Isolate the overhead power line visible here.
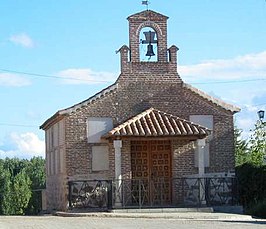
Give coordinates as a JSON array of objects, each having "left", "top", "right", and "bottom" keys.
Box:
[
  {"left": 191, "top": 78, "right": 266, "bottom": 85},
  {"left": 0, "top": 103, "right": 265, "bottom": 129},
  {"left": 0, "top": 68, "right": 112, "bottom": 83},
  {"left": 0, "top": 123, "right": 38, "bottom": 128},
  {"left": 0, "top": 68, "right": 266, "bottom": 85}
]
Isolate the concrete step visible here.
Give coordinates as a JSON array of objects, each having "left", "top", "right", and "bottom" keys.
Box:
[{"left": 112, "top": 207, "right": 213, "bottom": 213}]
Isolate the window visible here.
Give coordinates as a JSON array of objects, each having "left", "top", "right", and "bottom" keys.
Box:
[
  {"left": 46, "top": 151, "right": 50, "bottom": 176},
  {"left": 190, "top": 115, "right": 213, "bottom": 131},
  {"left": 190, "top": 115, "right": 213, "bottom": 167},
  {"left": 87, "top": 117, "right": 113, "bottom": 143},
  {"left": 59, "top": 149, "right": 64, "bottom": 173},
  {"left": 54, "top": 149, "right": 58, "bottom": 174},
  {"left": 51, "top": 126, "right": 54, "bottom": 148},
  {"left": 91, "top": 146, "right": 109, "bottom": 171}
]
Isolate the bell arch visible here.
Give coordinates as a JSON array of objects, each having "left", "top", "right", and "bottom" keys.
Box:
[
  {"left": 139, "top": 27, "right": 158, "bottom": 61},
  {"left": 136, "top": 21, "right": 163, "bottom": 37},
  {"left": 128, "top": 10, "right": 168, "bottom": 62}
]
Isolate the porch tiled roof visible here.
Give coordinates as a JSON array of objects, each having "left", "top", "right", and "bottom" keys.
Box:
[{"left": 104, "top": 108, "right": 211, "bottom": 139}]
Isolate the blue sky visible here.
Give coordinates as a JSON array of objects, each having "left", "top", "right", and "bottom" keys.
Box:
[{"left": 0, "top": 0, "right": 265, "bottom": 158}]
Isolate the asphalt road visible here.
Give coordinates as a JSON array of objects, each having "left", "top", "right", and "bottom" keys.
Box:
[{"left": 0, "top": 216, "right": 266, "bottom": 229}]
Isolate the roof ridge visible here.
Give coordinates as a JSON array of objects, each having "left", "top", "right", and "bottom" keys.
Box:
[
  {"left": 59, "top": 83, "right": 118, "bottom": 115},
  {"left": 40, "top": 83, "right": 118, "bottom": 130},
  {"left": 183, "top": 83, "right": 240, "bottom": 113},
  {"left": 105, "top": 107, "right": 211, "bottom": 138},
  {"left": 127, "top": 10, "right": 169, "bottom": 20}
]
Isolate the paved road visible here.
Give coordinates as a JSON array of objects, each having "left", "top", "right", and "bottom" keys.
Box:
[{"left": 0, "top": 216, "right": 265, "bottom": 229}]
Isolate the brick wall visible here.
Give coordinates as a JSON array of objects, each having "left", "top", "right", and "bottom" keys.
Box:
[
  {"left": 43, "top": 10, "right": 237, "bottom": 211},
  {"left": 45, "top": 72, "right": 235, "bottom": 211},
  {"left": 172, "top": 140, "right": 197, "bottom": 204},
  {"left": 63, "top": 78, "right": 235, "bottom": 179},
  {"left": 47, "top": 68, "right": 235, "bottom": 211},
  {"left": 128, "top": 10, "right": 168, "bottom": 62}
]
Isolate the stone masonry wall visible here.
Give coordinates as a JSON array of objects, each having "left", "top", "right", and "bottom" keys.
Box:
[{"left": 45, "top": 119, "right": 68, "bottom": 211}]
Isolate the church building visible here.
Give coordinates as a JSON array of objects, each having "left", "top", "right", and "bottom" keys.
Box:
[{"left": 40, "top": 9, "right": 240, "bottom": 211}]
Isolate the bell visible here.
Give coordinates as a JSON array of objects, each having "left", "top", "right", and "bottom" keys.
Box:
[{"left": 146, "top": 44, "right": 155, "bottom": 57}]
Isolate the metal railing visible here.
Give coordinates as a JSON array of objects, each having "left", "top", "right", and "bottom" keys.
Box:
[
  {"left": 68, "top": 180, "right": 112, "bottom": 210},
  {"left": 68, "top": 177, "right": 238, "bottom": 210}
]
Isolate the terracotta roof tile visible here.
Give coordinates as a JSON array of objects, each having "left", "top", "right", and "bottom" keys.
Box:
[{"left": 104, "top": 108, "right": 211, "bottom": 138}]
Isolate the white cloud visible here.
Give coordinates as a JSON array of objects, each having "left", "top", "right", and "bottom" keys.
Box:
[
  {"left": 9, "top": 33, "right": 34, "bottom": 48},
  {"left": 178, "top": 51, "right": 266, "bottom": 140},
  {"left": 57, "top": 68, "right": 117, "bottom": 85},
  {"left": 235, "top": 113, "right": 256, "bottom": 140},
  {"left": 0, "top": 73, "right": 31, "bottom": 87},
  {"left": 0, "top": 132, "right": 45, "bottom": 159},
  {"left": 236, "top": 117, "right": 254, "bottom": 131},
  {"left": 179, "top": 51, "right": 266, "bottom": 80},
  {"left": 235, "top": 98, "right": 266, "bottom": 140}
]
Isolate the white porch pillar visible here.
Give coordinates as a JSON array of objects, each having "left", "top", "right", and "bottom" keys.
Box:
[
  {"left": 114, "top": 139, "right": 122, "bottom": 206},
  {"left": 197, "top": 139, "right": 206, "bottom": 176},
  {"left": 197, "top": 138, "right": 206, "bottom": 205}
]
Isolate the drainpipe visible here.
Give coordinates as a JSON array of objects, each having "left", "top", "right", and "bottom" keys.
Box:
[{"left": 114, "top": 139, "right": 122, "bottom": 207}]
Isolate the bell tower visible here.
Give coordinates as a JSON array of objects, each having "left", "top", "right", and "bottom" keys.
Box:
[
  {"left": 127, "top": 10, "right": 169, "bottom": 62},
  {"left": 117, "top": 9, "right": 180, "bottom": 81}
]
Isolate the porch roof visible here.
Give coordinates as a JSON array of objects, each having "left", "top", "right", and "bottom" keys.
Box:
[{"left": 103, "top": 108, "right": 211, "bottom": 139}]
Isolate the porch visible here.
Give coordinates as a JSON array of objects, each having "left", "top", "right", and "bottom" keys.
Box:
[{"left": 104, "top": 108, "right": 214, "bottom": 209}]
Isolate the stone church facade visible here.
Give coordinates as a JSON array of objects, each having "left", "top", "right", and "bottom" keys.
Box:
[{"left": 40, "top": 10, "right": 240, "bottom": 211}]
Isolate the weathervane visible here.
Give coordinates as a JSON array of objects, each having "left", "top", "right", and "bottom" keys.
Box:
[{"left": 142, "top": 1, "right": 150, "bottom": 10}]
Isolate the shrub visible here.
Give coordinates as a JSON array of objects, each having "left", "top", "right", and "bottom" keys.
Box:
[{"left": 247, "top": 199, "right": 266, "bottom": 219}]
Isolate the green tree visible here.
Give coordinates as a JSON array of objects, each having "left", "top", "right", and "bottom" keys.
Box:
[
  {"left": 25, "top": 157, "right": 46, "bottom": 215},
  {"left": 3, "top": 158, "right": 29, "bottom": 178},
  {"left": 249, "top": 121, "right": 266, "bottom": 166},
  {"left": 0, "top": 157, "right": 45, "bottom": 215},
  {"left": 26, "top": 157, "right": 46, "bottom": 189},
  {"left": 234, "top": 127, "right": 249, "bottom": 166},
  {"left": 11, "top": 170, "right": 32, "bottom": 215},
  {"left": 236, "top": 120, "right": 266, "bottom": 218},
  {"left": 0, "top": 169, "right": 13, "bottom": 215},
  {"left": 0, "top": 162, "right": 6, "bottom": 214},
  {"left": 235, "top": 121, "right": 266, "bottom": 166}
]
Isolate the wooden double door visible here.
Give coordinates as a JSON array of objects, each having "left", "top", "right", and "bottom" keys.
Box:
[{"left": 131, "top": 140, "right": 172, "bottom": 206}]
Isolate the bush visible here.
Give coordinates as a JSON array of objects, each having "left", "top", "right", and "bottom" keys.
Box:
[
  {"left": 247, "top": 199, "right": 266, "bottom": 219},
  {"left": 236, "top": 163, "right": 266, "bottom": 207},
  {"left": 236, "top": 163, "right": 266, "bottom": 219}
]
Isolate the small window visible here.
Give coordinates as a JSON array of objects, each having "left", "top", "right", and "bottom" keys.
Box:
[
  {"left": 189, "top": 115, "right": 213, "bottom": 130},
  {"left": 51, "top": 126, "right": 54, "bottom": 148},
  {"left": 87, "top": 117, "right": 113, "bottom": 143},
  {"left": 190, "top": 115, "right": 213, "bottom": 167},
  {"left": 92, "top": 146, "right": 109, "bottom": 171}
]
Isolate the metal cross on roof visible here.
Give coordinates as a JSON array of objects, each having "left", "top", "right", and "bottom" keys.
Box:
[{"left": 142, "top": 31, "right": 157, "bottom": 44}]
